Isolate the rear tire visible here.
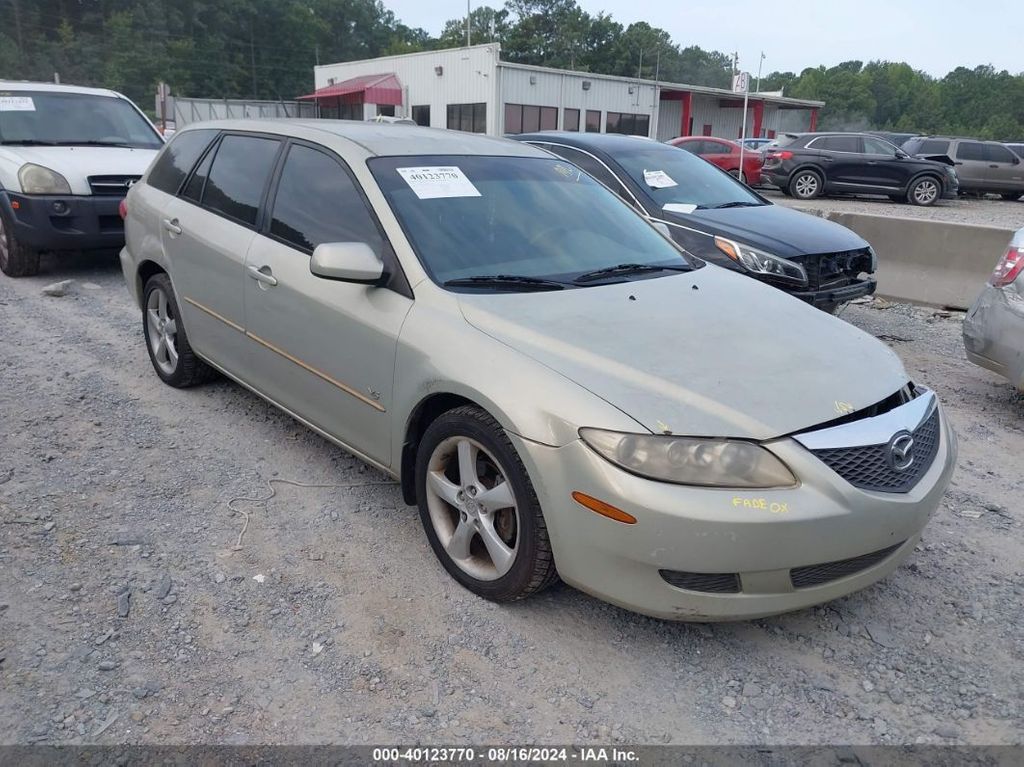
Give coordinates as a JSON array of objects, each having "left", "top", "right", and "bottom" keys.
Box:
[
  {"left": 790, "top": 169, "right": 823, "bottom": 200},
  {"left": 0, "top": 205, "right": 41, "bottom": 277},
  {"left": 1001, "top": 192, "right": 1023, "bottom": 201},
  {"left": 415, "top": 405, "right": 558, "bottom": 602},
  {"left": 778, "top": 185, "right": 793, "bottom": 197},
  {"left": 906, "top": 176, "right": 941, "bottom": 206},
  {"left": 142, "top": 273, "right": 216, "bottom": 388}
]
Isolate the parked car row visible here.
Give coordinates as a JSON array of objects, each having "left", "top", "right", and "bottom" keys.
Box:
[
  {"left": 901, "top": 136, "right": 1024, "bottom": 199},
  {"left": 3, "top": 81, "right": 983, "bottom": 622}
]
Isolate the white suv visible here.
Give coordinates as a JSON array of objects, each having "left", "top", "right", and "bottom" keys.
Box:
[{"left": 0, "top": 81, "right": 163, "bottom": 276}]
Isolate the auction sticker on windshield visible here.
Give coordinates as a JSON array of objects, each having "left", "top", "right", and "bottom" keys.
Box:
[
  {"left": 397, "top": 166, "right": 481, "bottom": 199},
  {"left": 0, "top": 96, "right": 35, "bottom": 111},
  {"left": 643, "top": 169, "right": 677, "bottom": 188}
]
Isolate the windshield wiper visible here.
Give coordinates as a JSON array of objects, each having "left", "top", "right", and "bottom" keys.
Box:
[
  {"left": 709, "top": 200, "right": 764, "bottom": 209},
  {"left": 573, "top": 262, "right": 692, "bottom": 284},
  {"left": 0, "top": 139, "right": 60, "bottom": 146},
  {"left": 443, "top": 274, "right": 566, "bottom": 291},
  {"left": 53, "top": 140, "right": 138, "bottom": 148}
]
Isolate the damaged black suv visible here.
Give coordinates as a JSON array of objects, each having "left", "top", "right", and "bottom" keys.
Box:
[{"left": 511, "top": 132, "right": 876, "bottom": 313}]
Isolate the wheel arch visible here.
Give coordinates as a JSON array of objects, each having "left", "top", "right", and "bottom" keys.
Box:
[
  {"left": 136, "top": 259, "right": 167, "bottom": 308},
  {"left": 400, "top": 392, "right": 482, "bottom": 505},
  {"left": 906, "top": 170, "right": 944, "bottom": 190}
]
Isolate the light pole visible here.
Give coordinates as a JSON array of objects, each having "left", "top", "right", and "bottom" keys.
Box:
[{"left": 755, "top": 52, "right": 766, "bottom": 93}]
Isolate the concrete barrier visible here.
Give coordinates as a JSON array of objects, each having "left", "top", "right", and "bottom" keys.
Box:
[{"left": 794, "top": 208, "right": 1016, "bottom": 310}]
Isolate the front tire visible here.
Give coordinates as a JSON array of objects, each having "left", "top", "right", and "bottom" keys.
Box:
[
  {"left": 0, "top": 205, "right": 41, "bottom": 277},
  {"left": 790, "top": 169, "right": 823, "bottom": 200},
  {"left": 907, "top": 176, "right": 940, "bottom": 206},
  {"left": 415, "top": 405, "right": 558, "bottom": 602},
  {"left": 142, "top": 273, "right": 215, "bottom": 387}
]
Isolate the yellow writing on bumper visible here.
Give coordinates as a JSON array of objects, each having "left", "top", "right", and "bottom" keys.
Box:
[{"left": 732, "top": 497, "right": 789, "bottom": 514}]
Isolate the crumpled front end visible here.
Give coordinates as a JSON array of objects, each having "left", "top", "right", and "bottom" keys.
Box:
[{"left": 964, "top": 283, "right": 1024, "bottom": 391}]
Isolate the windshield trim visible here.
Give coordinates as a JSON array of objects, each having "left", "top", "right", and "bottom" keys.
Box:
[{"left": 0, "top": 90, "right": 163, "bottom": 149}]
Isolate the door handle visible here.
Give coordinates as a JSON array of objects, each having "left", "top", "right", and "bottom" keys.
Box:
[
  {"left": 988, "top": 164, "right": 999, "bottom": 168},
  {"left": 162, "top": 218, "right": 182, "bottom": 236},
  {"left": 822, "top": 157, "right": 834, "bottom": 162},
  {"left": 247, "top": 265, "right": 278, "bottom": 287},
  {"left": 867, "top": 161, "right": 878, "bottom": 165}
]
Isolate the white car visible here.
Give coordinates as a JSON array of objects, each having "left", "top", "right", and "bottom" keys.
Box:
[{"left": 0, "top": 81, "right": 163, "bottom": 276}]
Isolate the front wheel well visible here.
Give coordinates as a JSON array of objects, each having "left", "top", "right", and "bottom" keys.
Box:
[{"left": 400, "top": 393, "right": 480, "bottom": 505}]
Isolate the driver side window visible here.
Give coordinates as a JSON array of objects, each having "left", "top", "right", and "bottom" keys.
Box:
[
  {"left": 268, "top": 144, "right": 385, "bottom": 256},
  {"left": 863, "top": 136, "right": 897, "bottom": 156}
]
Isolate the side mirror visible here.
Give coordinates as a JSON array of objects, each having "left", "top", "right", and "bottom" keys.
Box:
[
  {"left": 1013, "top": 156, "right": 1020, "bottom": 165},
  {"left": 895, "top": 149, "right": 909, "bottom": 159},
  {"left": 310, "top": 242, "right": 385, "bottom": 284}
]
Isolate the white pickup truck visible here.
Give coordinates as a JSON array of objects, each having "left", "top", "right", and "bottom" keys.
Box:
[{"left": 0, "top": 81, "right": 163, "bottom": 276}]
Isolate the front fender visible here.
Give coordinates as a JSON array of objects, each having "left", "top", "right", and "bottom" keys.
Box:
[{"left": 390, "top": 298, "right": 647, "bottom": 472}]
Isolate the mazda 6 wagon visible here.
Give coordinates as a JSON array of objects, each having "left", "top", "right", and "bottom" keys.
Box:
[{"left": 120, "top": 120, "right": 957, "bottom": 620}]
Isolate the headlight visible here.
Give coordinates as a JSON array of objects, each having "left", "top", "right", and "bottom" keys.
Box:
[
  {"left": 18, "top": 163, "right": 72, "bottom": 195},
  {"left": 714, "top": 236, "right": 807, "bottom": 285},
  {"left": 579, "top": 429, "right": 797, "bottom": 488}
]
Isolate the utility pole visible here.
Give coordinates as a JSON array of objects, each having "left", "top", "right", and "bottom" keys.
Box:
[
  {"left": 249, "top": 22, "right": 258, "bottom": 99},
  {"left": 755, "top": 51, "right": 766, "bottom": 93}
]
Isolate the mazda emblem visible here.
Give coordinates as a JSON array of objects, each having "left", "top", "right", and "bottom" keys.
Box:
[{"left": 888, "top": 432, "right": 915, "bottom": 472}]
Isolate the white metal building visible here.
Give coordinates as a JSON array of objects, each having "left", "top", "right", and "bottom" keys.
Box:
[{"left": 303, "top": 44, "right": 824, "bottom": 141}]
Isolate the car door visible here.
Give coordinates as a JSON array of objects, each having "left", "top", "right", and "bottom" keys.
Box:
[
  {"left": 242, "top": 140, "right": 413, "bottom": 466},
  {"left": 697, "top": 139, "right": 735, "bottom": 173},
  {"left": 953, "top": 141, "right": 989, "bottom": 190},
  {"left": 984, "top": 143, "right": 1024, "bottom": 191},
  {"left": 160, "top": 132, "right": 283, "bottom": 377},
  {"left": 807, "top": 135, "right": 863, "bottom": 187},
  {"left": 861, "top": 135, "right": 908, "bottom": 189}
]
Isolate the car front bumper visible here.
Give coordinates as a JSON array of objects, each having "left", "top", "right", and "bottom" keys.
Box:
[
  {"left": 788, "top": 276, "right": 877, "bottom": 309},
  {"left": 963, "top": 282, "right": 1024, "bottom": 390},
  {"left": 0, "top": 190, "right": 126, "bottom": 251},
  {"left": 511, "top": 404, "right": 956, "bottom": 621}
]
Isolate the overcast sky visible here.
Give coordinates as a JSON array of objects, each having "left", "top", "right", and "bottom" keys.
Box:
[{"left": 384, "top": 0, "right": 1020, "bottom": 78}]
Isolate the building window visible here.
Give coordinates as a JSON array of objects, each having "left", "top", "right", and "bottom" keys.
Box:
[
  {"left": 411, "top": 105, "right": 430, "bottom": 127},
  {"left": 564, "top": 108, "right": 580, "bottom": 132},
  {"left": 585, "top": 110, "right": 601, "bottom": 133},
  {"left": 447, "top": 103, "right": 486, "bottom": 133},
  {"left": 504, "top": 103, "right": 557, "bottom": 134},
  {"left": 376, "top": 104, "right": 395, "bottom": 117},
  {"left": 338, "top": 102, "right": 362, "bottom": 121},
  {"left": 605, "top": 112, "right": 650, "bottom": 137}
]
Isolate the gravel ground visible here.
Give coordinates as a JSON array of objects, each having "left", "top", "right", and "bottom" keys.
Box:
[
  {"left": 1, "top": 253, "right": 1022, "bottom": 747},
  {"left": 765, "top": 189, "right": 1024, "bottom": 230}
]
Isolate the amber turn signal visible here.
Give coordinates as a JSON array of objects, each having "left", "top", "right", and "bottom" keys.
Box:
[{"left": 571, "top": 491, "right": 637, "bottom": 524}]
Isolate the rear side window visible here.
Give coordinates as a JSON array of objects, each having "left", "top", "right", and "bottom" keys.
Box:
[
  {"left": 268, "top": 144, "right": 384, "bottom": 255},
  {"left": 811, "top": 135, "right": 861, "bottom": 152},
  {"left": 201, "top": 134, "right": 282, "bottom": 226},
  {"left": 986, "top": 144, "right": 1016, "bottom": 163},
  {"left": 956, "top": 142, "right": 987, "bottom": 161},
  {"left": 146, "top": 130, "right": 216, "bottom": 194}
]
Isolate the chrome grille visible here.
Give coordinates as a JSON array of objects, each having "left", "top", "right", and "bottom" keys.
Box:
[
  {"left": 790, "top": 542, "right": 904, "bottom": 589},
  {"left": 811, "top": 409, "right": 940, "bottom": 493},
  {"left": 88, "top": 175, "right": 141, "bottom": 196}
]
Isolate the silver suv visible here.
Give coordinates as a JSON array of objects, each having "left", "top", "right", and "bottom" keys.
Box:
[{"left": 903, "top": 136, "right": 1024, "bottom": 200}]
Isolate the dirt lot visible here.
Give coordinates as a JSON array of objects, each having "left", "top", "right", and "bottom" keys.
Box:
[
  {"left": 1, "top": 253, "right": 1022, "bottom": 747},
  {"left": 766, "top": 189, "right": 1023, "bottom": 230}
]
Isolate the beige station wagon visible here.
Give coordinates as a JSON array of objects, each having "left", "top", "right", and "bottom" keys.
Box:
[{"left": 120, "top": 120, "right": 957, "bottom": 620}]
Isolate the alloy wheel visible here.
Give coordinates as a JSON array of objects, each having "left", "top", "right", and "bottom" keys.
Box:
[
  {"left": 794, "top": 173, "right": 819, "bottom": 198},
  {"left": 913, "top": 179, "right": 939, "bottom": 205},
  {"left": 424, "top": 436, "right": 520, "bottom": 581},
  {"left": 146, "top": 286, "right": 179, "bottom": 376}
]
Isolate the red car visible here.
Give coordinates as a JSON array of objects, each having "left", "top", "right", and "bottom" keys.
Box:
[{"left": 668, "top": 136, "right": 764, "bottom": 185}]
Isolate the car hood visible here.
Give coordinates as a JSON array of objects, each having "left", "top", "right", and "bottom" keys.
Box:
[
  {"left": 0, "top": 145, "right": 159, "bottom": 195},
  {"left": 458, "top": 266, "right": 907, "bottom": 440},
  {"left": 666, "top": 203, "right": 868, "bottom": 259}
]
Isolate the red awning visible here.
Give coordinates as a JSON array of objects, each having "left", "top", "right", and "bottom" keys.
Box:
[{"left": 297, "top": 73, "right": 403, "bottom": 105}]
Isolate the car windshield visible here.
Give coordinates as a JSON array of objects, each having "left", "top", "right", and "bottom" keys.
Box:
[
  {"left": 0, "top": 91, "right": 162, "bottom": 148},
  {"left": 369, "top": 155, "right": 697, "bottom": 289},
  {"left": 611, "top": 144, "right": 766, "bottom": 210}
]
